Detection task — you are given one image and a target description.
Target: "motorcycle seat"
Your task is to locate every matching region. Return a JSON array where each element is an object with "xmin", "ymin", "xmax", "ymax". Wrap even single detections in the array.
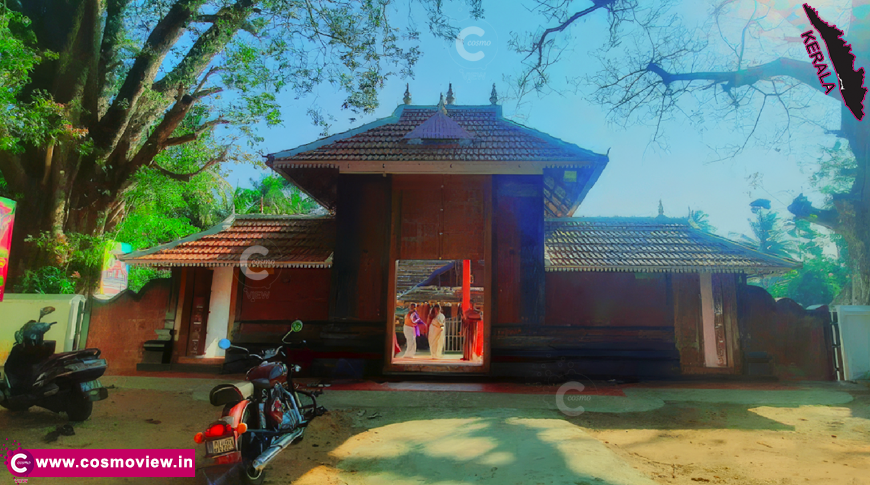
[
  {"xmin": 250, "ymin": 378, "xmax": 271, "ymax": 390},
  {"xmin": 209, "ymin": 381, "xmax": 254, "ymax": 406}
]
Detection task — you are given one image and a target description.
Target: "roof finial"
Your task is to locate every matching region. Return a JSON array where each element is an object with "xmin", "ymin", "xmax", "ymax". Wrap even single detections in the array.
[
  {"xmin": 437, "ymin": 93, "xmax": 447, "ymax": 114},
  {"xmin": 490, "ymin": 83, "xmax": 498, "ymax": 105},
  {"xmin": 403, "ymin": 83, "xmax": 412, "ymax": 105},
  {"xmin": 658, "ymin": 200, "xmax": 665, "ymax": 217},
  {"xmin": 446, "ymin": 83, "xmax": 455, "ymax": 105}
]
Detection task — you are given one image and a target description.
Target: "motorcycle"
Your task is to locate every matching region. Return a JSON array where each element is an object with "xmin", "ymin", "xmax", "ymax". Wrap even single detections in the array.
[
  {"xmin": 195, "ymin": 320, "xmax": 326, "ymax": 485},
  {"xmin": 0, "ymin": 306, "xmax": 108, "ymax": 421}
]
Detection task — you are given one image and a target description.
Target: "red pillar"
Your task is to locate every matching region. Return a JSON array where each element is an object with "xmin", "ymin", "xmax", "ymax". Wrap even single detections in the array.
[{"xmin": 462, "ymin": 259, "xmax": 471, "ymax": 311}]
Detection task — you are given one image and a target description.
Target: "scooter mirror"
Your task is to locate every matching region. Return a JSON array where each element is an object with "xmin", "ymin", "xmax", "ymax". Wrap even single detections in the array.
[
  {"xmin": 218, "ymin": 338, "xmax": 232, "ymax": 350},
  {"xmin": 291, "ymin": 320, "xmax": 303, "ymax": 333},
  {"xmin": 40, "ymin": 306, "xmax": 56, "ymax": 318}
]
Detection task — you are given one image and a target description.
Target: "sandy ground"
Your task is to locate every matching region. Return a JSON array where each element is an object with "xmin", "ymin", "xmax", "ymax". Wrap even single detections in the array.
[
  {"xmin": 0, "ymin": 382, "xmax": 868, "ymax": 485},
  {"xmin": 576, "ymin": 396, "xmax": 870, "ymax": 485}
]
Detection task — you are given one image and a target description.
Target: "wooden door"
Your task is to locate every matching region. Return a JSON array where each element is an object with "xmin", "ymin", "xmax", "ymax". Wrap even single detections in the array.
[{"xmin": 186, "ymin": 269, "xmax": 212, "ymax": 356}]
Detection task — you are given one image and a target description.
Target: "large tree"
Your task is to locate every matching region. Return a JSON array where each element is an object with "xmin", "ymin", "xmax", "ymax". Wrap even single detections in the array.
[
  {"xmin": 0, "ymin": 0, "xmax": 478, "ymax": 282},
  {"xmin": 510, "ymin": 0, "xmax": 870, "ymax": 304}
]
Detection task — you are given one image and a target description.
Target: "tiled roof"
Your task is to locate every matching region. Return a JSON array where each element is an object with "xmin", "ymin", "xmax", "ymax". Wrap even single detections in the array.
[
  {"xmin": 121, "ymin": 215, "xmax": 334, "ymax": 268},
  {"xmin": 545, "ymin": 217, "xmax": 800, "ymax": 274},
  {"xmin": 403, "ymin": 110, "xmax": 474, "ymax": 140},
  {"xmin": 124, "ymin": 215, "xmax": 796, "ymax": 274},
  {"xmin": 269, "ymin": 105, "xmax": 606, "ymax": 163}
]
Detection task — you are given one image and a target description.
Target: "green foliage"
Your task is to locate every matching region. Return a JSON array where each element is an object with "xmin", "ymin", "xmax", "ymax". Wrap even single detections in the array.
[
  {"xmin": 688, "ymin": 210, "xmax": 716, "ymax": 233},
  {"xmin": 744, "ymin": 207, "xmax": 851, "ymax": 306},
  {"xmin": 0, "ymin": 7, "xmax": 73, "ymax": 151},
  {"xmin": 15, "ymin": 232, "xmax": 114, "ymax": 294},
  {"xmin": 767, "ymin": 256, "xmax": 851, "ymax": 307},
  {"xmin": 18, "ymin": 266, "xmax": 76, "ymax": 295},
  {"xmin": 808, "ymin": 141, "xmax": 856, "ymax": 202},
  {"xmin": 232, "ymin": 175, "xmax": 318, "ymax": 215},
  {"xmin": 127, "ymin": 267, "xmax": 171, "ymax": 294},
  {"xmin": 733, "ymin": 209, "xmax": 797, "ymax": 260},
  {"xmin": 113, "ymin": 114, "xmax": 237, "ymax": 289}
]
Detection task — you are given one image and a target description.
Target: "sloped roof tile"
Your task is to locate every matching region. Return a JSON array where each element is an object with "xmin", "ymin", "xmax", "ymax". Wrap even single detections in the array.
[
  {"xmin": 545, "ymin": 217, "xmax": 799, "ymax": 273},
  {"xmin": 270, "ymin": 105, "xmax": 605, "ymax": 163},
  {"xmin": 121, "ymin": 215, "xmax": 334, "ymax": 268},
  {"xmin": 124, "ymin": 215, "xmax": 798, "ymax": 274}
]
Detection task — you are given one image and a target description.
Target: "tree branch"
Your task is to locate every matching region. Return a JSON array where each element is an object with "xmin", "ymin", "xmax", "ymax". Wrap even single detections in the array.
[
  {"xmin": 152, "ymin": 0, "xmax": 256, "ymax": 94},
  {"xmin": 787, "ymin": 193, "xmax": 841, "ymax": 231},
  {"xmin": 647, "ymin": 57, "xmax": 827, "ymax": 95},
  {"xmin": 92, "ymin": 0, "xmax": 208, "ymax": 155},
  {"xmin": 193, "ymin": 14, "xmax": 259, "ymax": 35},
  {"xmin": 153, "ymin": 148, "xmax": 228, "ymax": 182},
  {"xmin": 526, "ymin": 1, "xmax": 616, "ymax": 71},
  {"xmin": 193, "ymin": 87, "xmax": 223, "ymax": 99},
  {"xmin": 97, "ymin": 0, "xmax": 130, "ymax": 115},
  {"xmin": 164, "ymin": 118, "xmax": 228, "ymax": 146},
  {"xmin": 114, "ymin": 87, "xmax": 198, "ymax": 190}
]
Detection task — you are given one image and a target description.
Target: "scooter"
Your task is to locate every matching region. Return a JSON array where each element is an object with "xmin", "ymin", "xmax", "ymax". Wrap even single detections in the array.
[
  {"xmin": 0, "ymin": 306, "xmax": 108, "ymax": 421},
  {"xmin": 195, "ymin": 320, "xmax": 326, "ymax": 485}
]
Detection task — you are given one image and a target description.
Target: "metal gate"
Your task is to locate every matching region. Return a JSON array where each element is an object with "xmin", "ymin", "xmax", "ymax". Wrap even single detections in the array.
[{"xmin": 444, "ymin": 316, "xmax": 464, "ymax": 354}]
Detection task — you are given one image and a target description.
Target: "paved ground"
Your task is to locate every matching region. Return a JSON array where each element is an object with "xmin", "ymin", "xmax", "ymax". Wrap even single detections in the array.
[{"xmin": 0, "ymin": 377, "xmax": 868, "ymax": 485}]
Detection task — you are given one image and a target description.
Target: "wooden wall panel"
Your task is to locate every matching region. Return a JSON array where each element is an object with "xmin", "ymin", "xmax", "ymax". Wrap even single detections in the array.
[
  {"xmin": 238, "ymin": 269, "xmax": 331, "ymax": 322},
  {"xmin": 488, "ymin": 271, "xmax": 679, "ymax": 378},
  {"xmin": 393, "ymin": 174, "xmax": 487, "ymax": 261},
  {"xmin": 330, "ymin": 174, "xmax": 391, "ymax": 321},
  {"xmin": 394, "ymin": 175, "xmax": 439, "ymax": 259},
  {"xmin": 546, "ymin": 272, "xmax": 670, "ymax": 328},
  {"xmin": 441, "ymin": 175, "xmax": 486, "ymax": 261},
  {"xmin": 494, "ymin": 175, "xmax": 544, "ymax": 325},
  {"xmin": 495, "ymin": 194, "xmax": 520, "ymax": 324}
]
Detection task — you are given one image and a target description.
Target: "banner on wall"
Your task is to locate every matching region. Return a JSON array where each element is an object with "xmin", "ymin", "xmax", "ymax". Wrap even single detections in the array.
[
  {"xmin": 0, "ymin": 197, "xmax": 17, "ymax": 302},
  {"xmin": 94, "ymin": 242, "xmax": 132, "ymax": 300}
]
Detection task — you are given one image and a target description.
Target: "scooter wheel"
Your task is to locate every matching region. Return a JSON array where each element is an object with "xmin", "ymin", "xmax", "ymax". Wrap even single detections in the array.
[
  {"xmin": 66, "ymin": 399, "xmax": 93, "ymax": 421},
  {"xmin": 240, "ymin": 464, "xmax": 265, "ymax": 485},
  {"xmin": 0, "ymin": 401, "xmax": 30, "ymax": 412}
]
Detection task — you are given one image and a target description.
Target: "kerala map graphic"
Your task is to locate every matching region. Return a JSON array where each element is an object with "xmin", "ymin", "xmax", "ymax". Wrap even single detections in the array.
[{"xmin": 803, "ymin": 3, "xmax": 867, "ymax": 120}]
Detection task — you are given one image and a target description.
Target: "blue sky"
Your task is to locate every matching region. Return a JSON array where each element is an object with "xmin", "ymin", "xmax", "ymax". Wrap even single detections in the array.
[{"xmin": 221, "ymin": 0, "xmax": 845, "ymax": 239}]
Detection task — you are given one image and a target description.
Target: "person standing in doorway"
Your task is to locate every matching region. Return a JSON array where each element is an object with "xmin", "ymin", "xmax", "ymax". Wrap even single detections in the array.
[
  {"xmin": 401, "ymin": 303, "xmax": 420, "ymax": 359},
  {"xmin": 428, "ymin": 304, "xmax": 446, "ymax": 359}
]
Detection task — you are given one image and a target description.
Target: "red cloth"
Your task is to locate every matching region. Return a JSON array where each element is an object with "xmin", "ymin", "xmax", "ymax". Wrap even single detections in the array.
[
  {"xmin": 474, "ymin": 320, "xmax": 484, "ymax": 357},
  {"xmin": 393, "ymin": 331, "xmax": 401, "ymax": 356},
  {"xmin": 461, "ymin": 308, "xmax": 482, "ymax": 361},
  {"xmin": 419, "ymin": 303, "xmax": 431, "ymax": 323}
]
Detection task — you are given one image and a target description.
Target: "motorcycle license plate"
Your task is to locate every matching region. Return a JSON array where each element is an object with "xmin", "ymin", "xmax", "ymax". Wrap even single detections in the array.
[{"xmin": 207, "ymin": 437, "xmax": 236, "ymax": 455}]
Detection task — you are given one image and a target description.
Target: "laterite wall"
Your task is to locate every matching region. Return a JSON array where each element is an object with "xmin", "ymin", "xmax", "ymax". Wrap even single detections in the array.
[{"xmin": 87, "ymin": 278, "xmax": 171, "ymax": 375}]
